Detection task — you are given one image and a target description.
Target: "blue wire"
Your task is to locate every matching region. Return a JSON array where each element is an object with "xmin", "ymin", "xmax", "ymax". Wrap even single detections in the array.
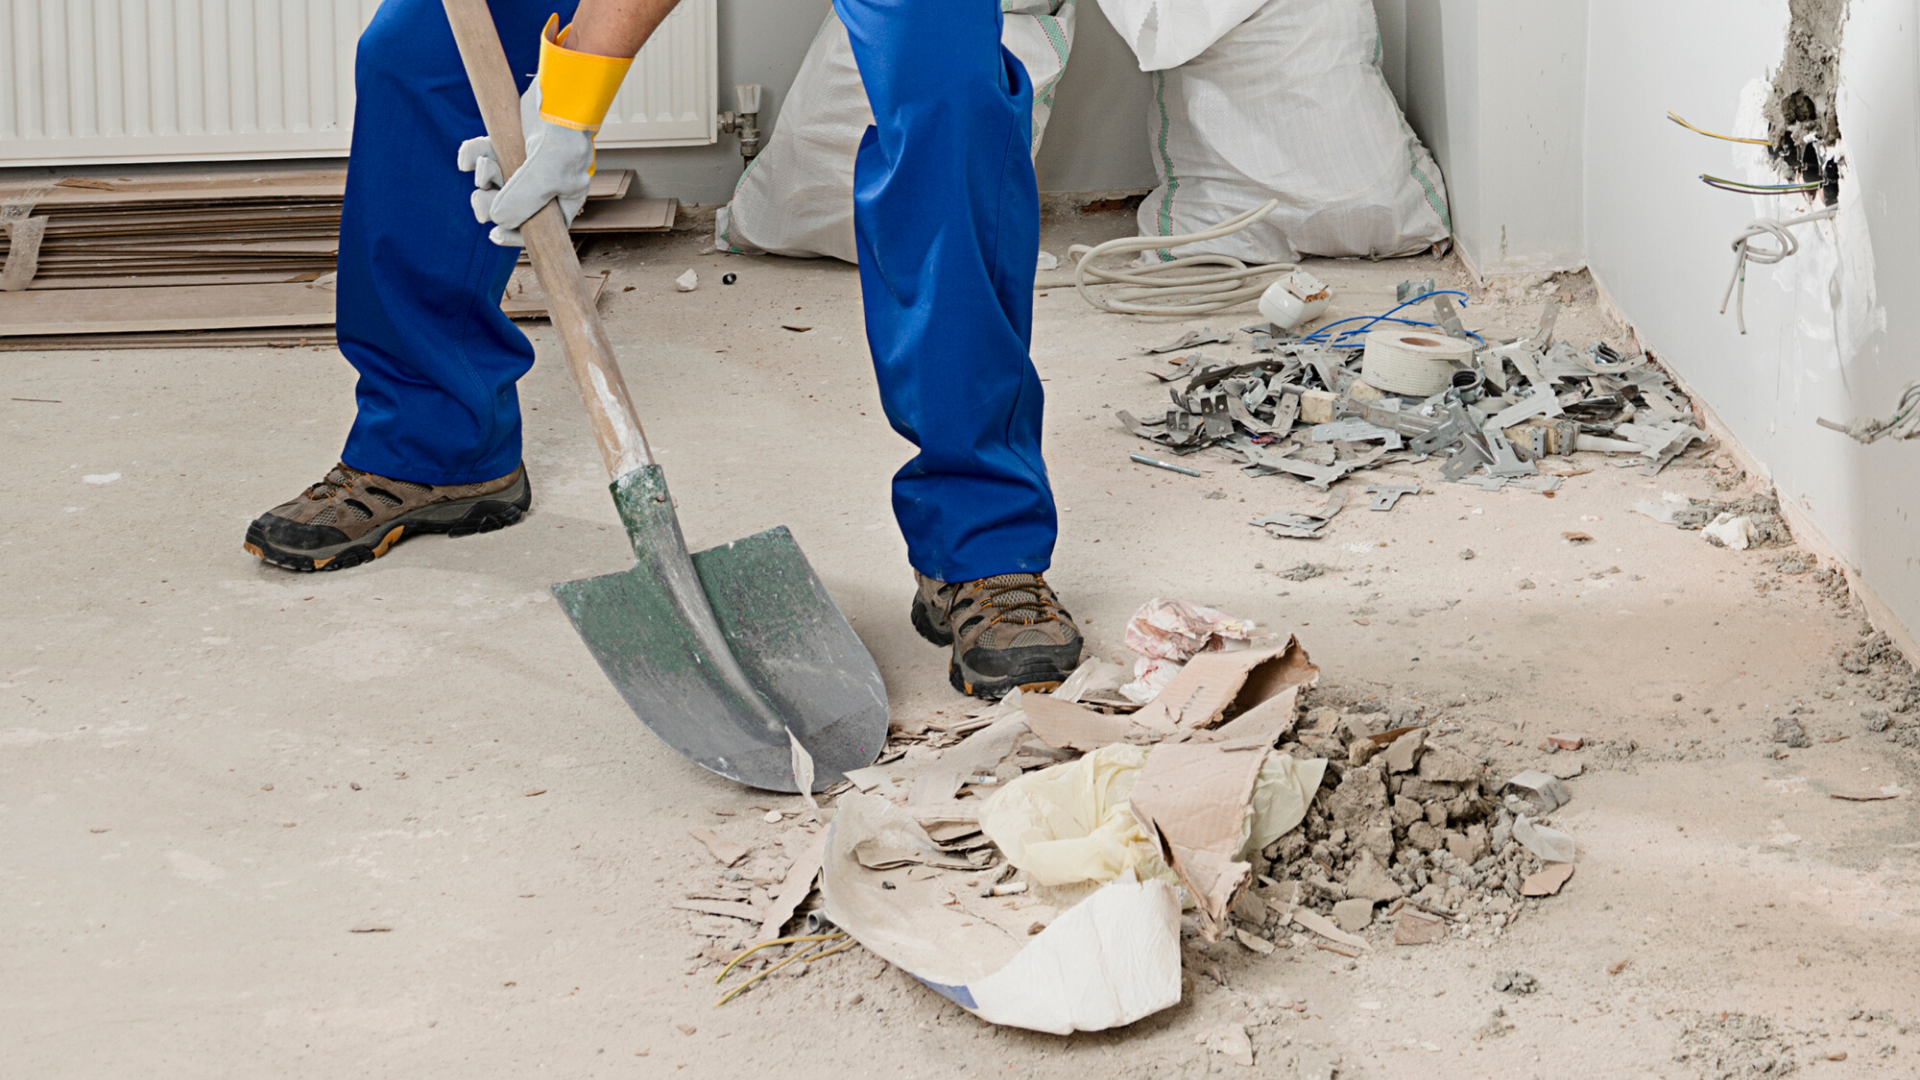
[{"xmin": 1299, "ymin": 290, "xmax": 1486, "ymax": 349}]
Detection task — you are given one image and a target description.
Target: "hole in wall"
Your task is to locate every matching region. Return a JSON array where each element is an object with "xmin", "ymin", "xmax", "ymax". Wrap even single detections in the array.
[{"xmin": 1764, "ymin": 0, "xmax": 1847, "ymax": 204}]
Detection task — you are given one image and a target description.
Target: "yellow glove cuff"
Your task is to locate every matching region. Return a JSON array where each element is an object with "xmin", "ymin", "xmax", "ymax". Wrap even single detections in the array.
[{"xmin": 536, "ymin": 15, "xmax": 634, "ymax": 133}]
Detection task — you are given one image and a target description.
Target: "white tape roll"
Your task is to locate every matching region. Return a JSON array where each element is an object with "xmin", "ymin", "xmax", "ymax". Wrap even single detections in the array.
[{"xmin": 1359, "ymin": 329, "xmax": 1473, "ymax": 396}]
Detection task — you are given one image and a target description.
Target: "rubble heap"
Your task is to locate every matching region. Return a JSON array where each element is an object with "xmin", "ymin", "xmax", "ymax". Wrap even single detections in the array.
[{"xmin": 1119, "ymin": 293, "xmax": 1712, "ymax": 508}]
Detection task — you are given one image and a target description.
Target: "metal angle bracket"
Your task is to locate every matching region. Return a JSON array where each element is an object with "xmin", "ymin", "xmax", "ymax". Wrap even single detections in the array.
[{"xmin": 1365, "ymin": 484, "xmax": 1421, "ymax": 511}]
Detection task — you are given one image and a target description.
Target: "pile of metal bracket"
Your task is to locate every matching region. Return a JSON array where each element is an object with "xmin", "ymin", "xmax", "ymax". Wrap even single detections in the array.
[{"xmin": 1117, "ymin": 287, "xmax": 1710, "ymax": 523}]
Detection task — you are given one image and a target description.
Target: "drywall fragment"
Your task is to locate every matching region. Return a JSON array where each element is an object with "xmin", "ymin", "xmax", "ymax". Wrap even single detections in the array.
[
  {"xmin": 1504, "ymin": 770, "xmax": 1571, "ymax": 813},
  {"xmin": 1511, "ymin": 815, "xmax": 1575, "ymax": 863},
  {"xmin": 1195, "ymin": 1024, "xmax": 1255, "ymax": 1067},
  {"xmin": 1289, "ymin": 906, "xmax": 1370, "ymax": 952},
  {"xmin": 1521, "ymin": 862, "xmax": 1575, "ymax": 897},
  {"xmin": 689, "ymin": 827, "xmax": 749, "ymax": 867},
  {"xmin": 1127, "ymin": 742, "xmax": 1269, "ymax": 938},
  {"xmin": 1394, "ymin": 908, "xmax": 1447, "ymax": 945},
  {"xmin": 756, "ymin": 831, "xmax": 826, "ymax": 943}
]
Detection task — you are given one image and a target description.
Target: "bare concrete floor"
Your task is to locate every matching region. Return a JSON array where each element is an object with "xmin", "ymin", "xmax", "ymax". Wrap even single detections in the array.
[{"xmin": 6, "ymin": 209, "xmax": 1920, "ymax": 1078}]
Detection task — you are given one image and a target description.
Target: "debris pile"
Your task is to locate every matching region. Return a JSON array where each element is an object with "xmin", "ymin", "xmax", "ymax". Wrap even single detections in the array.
[
  {"xmin": 674, "ymin": 600, "xmax": 1579, "ymax": 1037},
  {"xmin": 1116, "ymin": 290, "xmax": 1714, "ymax": 520}
]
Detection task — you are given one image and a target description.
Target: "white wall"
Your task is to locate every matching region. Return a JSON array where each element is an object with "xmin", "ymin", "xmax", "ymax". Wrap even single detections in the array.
[
  {"xmin": 1395, "ymin": 0, "xmax": 1586, "ymax": 277},
  {"xmin": 1583, "ymin": 0, "xmax": 1920, "ymax": 641}
]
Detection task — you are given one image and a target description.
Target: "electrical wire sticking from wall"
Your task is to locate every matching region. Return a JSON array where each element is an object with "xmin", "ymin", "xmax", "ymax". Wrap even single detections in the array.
[{"xmin": 1719, "ymin": 207, "xmax": 1836, "ymax": 334}]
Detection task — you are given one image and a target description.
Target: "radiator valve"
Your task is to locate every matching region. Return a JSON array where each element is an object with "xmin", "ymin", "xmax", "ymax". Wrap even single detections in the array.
[{"xmin": 719, "ymin": 83, "xmax": 764, "ymax": 162}]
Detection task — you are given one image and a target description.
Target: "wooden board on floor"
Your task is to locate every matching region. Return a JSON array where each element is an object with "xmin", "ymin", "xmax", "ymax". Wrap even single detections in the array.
[
  {"xmin": 0, "ymin": 271, "xmax": 607, "ymax": 338},
  {"xmin": 570, "ymin": 196, "xmax": 677, "ymax": 233}
]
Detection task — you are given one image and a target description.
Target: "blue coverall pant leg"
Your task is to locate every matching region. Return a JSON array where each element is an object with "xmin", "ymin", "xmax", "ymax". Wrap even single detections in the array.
[
  {"xmin": 836, "ymin": 0, "xmax": 1059, "ymax": 582},
  {"xmin": 335, "ymin": 0, "xmax": 576, "ymax": 486},
  {"xmin": 337, "ymin": 0, "xmax": 1057, "ymax": 579}
]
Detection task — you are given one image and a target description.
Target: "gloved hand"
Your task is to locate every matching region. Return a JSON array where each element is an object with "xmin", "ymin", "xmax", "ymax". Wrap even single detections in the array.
[
  {"xmin": 456, "ymin": 15, "xmax": 634, "ymax": 247},
  {"xmin": 458, "ymin": 82, "xmax": 593, "ymax": 247}
]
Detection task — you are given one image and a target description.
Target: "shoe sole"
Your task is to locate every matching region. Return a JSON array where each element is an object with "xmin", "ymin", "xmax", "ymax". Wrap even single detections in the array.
[
  {"xmin": 913, "ymin": 591, "xmax": 1074, "ymax": 699},
  {"xmin": 245, "ymin": 474, "xmax": 530, "ymax": 573}
]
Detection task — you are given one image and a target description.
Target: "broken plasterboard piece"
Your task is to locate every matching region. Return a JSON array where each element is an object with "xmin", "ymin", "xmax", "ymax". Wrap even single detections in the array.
[
  {"xmin": 689, "ymin": 828, "xmax": 749, "ymax": 867},
  {"xmin": 1128, "ymin": 637, "xmax": 1319, "ymax": 732},
  {"xmin": 1127, "ymin": 742, "xmax": 1270, "ymax": 938},
  {"xmin": 820, "ymin": 794, "xmax": 1182, "ymax": 1034},
  {"xmin": 1512, "ymin": 815, "xmax": 1576, "ymax": 863}
]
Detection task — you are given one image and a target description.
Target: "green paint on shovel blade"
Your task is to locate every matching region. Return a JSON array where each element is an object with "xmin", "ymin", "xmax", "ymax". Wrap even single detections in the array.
[{"xmin": 551, "ymin": 466, "xmax": 887, "ymax": 792}]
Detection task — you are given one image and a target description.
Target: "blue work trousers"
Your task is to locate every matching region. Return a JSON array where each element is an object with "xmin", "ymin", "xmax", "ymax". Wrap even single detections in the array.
[{"xmin": 337, "ymin": 0, "xmax": 1055, "ymax": 581}]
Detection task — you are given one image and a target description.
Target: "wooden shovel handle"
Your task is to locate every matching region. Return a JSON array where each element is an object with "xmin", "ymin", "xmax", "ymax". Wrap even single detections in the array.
[{"xmin": 442, "ymin": 0, "xmax": 653, "ymax": 478}]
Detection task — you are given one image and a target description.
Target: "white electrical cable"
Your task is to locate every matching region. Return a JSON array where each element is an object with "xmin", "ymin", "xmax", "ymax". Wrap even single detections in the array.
[
  {"xmin": 1818, "ymin": 381, "xmax": 1920, "ymax": 443},
  {"xmin": 1719, "ymin": 206, "xmax": 1836, "ymax": 334},
  {"xmin": 1068, "ymin": 198, "xmax": 1291, "ymax": 316}
]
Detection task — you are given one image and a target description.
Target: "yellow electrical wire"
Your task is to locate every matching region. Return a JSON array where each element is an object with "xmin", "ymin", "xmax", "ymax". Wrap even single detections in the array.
[
  {"xmin": 713, "ymin": 938, "xmax": 856, "ymax": 1007},
  {"xmin": 1667, "ymin": 111, "xmax": 1771, "ymax": 146},
  {"xmin": 712, "ymin": 932, "xmax": 846, "ymax": 984}
]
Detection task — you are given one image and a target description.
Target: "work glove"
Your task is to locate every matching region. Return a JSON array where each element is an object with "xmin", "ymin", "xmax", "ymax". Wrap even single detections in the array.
[{"xmin": 457, "ymin": 16, "xmax": 633, "ymax": 247}]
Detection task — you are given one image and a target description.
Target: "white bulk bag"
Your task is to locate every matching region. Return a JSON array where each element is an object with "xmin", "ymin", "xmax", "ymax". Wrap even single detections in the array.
[
  {"xmin": 717, "ymin": 1, "xmax": 1077, "ymax": 263},
  {"xmin": 1132, "ymin": 0, "xmax": 1451, "ymax": 263}
]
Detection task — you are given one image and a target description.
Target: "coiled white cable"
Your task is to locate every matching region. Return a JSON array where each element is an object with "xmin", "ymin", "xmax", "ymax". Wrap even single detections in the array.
[
  {"xmin": 1720, "ymin": 206, "xmax": 1836, "ymax": 334},
  {"xmin": 1068, "ymin": 198, "xmax": 1291, "ymax": 316}
]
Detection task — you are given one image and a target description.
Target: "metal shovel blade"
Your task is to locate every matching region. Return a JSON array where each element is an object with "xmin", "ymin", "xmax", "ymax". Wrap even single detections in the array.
[{"xmin": 550, "ymin": 466, "xmax": 888, "ymax": 793}]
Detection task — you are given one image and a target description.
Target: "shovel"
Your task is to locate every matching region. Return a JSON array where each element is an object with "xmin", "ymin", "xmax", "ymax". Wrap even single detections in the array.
[{"xmin": 442, "ymin": 0, "xmax": 888, "ymax": 792}]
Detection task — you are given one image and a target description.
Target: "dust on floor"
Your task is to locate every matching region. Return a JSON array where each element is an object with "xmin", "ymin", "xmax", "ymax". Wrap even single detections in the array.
[{"xmin": 3, "ymin": 205, "xmax": 1918, "ymax": 1078}]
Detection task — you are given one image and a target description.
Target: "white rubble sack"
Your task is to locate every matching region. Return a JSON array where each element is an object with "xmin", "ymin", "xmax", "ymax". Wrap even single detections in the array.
[
  {"xmin": 717, "ymin": 1, "xmax": 1076, "ymax": 263},
  {"xmin": 821, "ymin": 793, "xmax": 1181, "ymax": 1034},
  {"xmin": 1093, "ymin": 0, "xmax": 1269, "ymax": 71},
  {"xmin": 1122, "ymin": 0, "xmax": 1451, "ymax": 263}
]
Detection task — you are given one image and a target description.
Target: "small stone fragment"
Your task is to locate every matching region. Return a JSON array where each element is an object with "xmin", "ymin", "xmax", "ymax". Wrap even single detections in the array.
[
  {"xmin": 1546, "ymin": 734, "xmax": 1583, "ymax": 751},
  {"xmin": 1332, "ymin": 898, "xmax": 1375, "ymax": 933},
  {"xmin": 1772, "ymin": 716, "xmax": 1811, "ymax": 748},
  {"xmin": 1492, "ymin": 970, "xmax": 1538, "ymax": 995},
  {"xmin": 1459, "ymin": 548, "xmax": 1476, "ymax": 560},
  {"xmin": 675, "ymin": 269, "xmax": 699, "ymax": 292},
  {"xmin": 1383, "ymin": 728, "xmax": 1425, "ymax": 773}
]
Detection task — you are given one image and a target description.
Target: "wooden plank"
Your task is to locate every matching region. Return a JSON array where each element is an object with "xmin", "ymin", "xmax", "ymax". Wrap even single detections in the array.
[
  {"xmin": 570, "ymin": 196, "xmax": 677, "ymax": 233},
  {"xmin": 0, "ymin": 167, "xmax": 628, "ymax": 208},
  {"xmin": 0, "ymin": 271, "xmax": 606, "ymax": 336}
]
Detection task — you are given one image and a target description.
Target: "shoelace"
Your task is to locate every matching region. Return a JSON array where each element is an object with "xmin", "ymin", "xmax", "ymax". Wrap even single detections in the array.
[
  {"xmin": 958, "ymin": 575, "xmax": 1058, "ymax": 627},
  {"xmin": 302, "ymin": 465, "xmax": 363, "ymax": 502}
]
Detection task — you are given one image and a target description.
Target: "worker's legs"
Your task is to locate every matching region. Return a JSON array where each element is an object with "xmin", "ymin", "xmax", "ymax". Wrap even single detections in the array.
[
  {"xmin": 836, "ymin": 0, "xmax": 1078, "ymax": 698},
  {"xmin": 835, "ymin": 0, "xmax": 1055, "ymax": 583},
  {"xmin": 334, "ymin": 0, "xmax": 578, "ymax": 486}
]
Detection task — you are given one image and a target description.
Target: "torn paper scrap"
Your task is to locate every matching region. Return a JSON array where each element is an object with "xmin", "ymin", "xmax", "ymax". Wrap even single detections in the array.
[
  {"xmin": 978, "ymin": 744, "xmax": 1167, "ymax": 887},
  {"xmin": 1130, "ymin": 636, "xmax": 1318, "ymax": 732},
  {"xmin": 1122, "ymin": 598, "xmax": 1256, "ymax": 662},
  {"xmin": 821, "ymin": 794, "xmax": 1181, "ymax": 1034},
  {"xmin": 1240, "ymin": 753, "xmax": 1330, "ymax": 858}
]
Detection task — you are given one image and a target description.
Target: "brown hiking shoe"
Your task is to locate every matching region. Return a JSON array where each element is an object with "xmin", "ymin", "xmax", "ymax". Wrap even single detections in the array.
[
  {"xmin": 910, "ymin": 571, "xmax": 1084, "ymax": 699},
  {"xmin": 244, "ymin": 463, "xmax": 530, "ymax": 572}
]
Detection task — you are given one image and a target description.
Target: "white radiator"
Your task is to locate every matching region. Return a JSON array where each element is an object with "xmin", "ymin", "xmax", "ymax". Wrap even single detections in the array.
[{"xmin": 0, "ymin": 0, "xmax": 716, "ymax": 167}]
